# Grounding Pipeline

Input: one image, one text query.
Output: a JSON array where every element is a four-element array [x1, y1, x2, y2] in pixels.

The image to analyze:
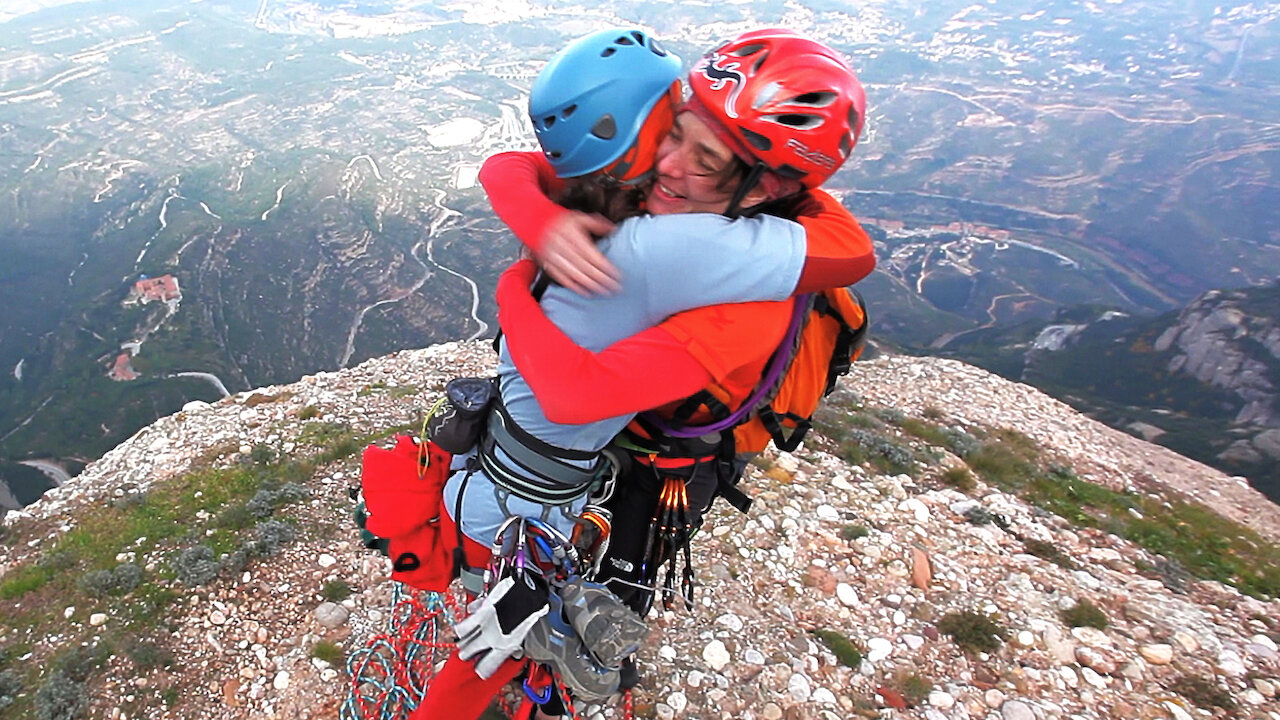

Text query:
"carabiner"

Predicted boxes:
[[523, 676, 555, 705]]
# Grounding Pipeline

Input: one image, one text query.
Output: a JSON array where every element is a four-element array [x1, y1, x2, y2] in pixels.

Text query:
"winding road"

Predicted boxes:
[[171, 371, 231, 399], [19, 459, 70, 486]]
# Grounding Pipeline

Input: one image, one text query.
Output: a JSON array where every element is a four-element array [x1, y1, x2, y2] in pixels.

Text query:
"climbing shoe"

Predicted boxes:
[[559, 576, 646, 668], [523, 593, 620, 701]]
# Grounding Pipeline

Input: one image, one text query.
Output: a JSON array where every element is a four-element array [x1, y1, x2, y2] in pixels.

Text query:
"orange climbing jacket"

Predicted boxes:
[[629, 286, 869, 509]]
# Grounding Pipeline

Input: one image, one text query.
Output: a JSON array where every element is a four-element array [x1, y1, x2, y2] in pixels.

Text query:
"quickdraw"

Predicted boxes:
[[640, 471, 695, 612]]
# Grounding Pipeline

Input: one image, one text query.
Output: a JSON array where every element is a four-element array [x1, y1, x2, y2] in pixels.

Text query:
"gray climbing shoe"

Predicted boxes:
[[523, 592, 620, 701], [559, 576, 646, 668]]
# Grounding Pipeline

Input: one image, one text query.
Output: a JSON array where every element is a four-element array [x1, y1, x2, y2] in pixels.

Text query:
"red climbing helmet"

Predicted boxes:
[[687, 28, 866, 189]]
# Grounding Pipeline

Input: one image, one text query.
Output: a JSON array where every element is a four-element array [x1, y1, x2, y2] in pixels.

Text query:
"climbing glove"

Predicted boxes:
[[455, 571, 551, 679]]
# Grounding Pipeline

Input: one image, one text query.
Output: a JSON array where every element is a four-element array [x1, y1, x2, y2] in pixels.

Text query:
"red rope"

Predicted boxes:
[[345, 586, 635, 720]]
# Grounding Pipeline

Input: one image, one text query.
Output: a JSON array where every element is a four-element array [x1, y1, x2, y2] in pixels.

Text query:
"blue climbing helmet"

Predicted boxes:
[[530, 28, 682, 183]]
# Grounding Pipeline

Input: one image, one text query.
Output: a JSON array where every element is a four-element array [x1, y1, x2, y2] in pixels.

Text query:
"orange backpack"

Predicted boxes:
[[734, 287, 869, 453], [641, 287, 869, 455]]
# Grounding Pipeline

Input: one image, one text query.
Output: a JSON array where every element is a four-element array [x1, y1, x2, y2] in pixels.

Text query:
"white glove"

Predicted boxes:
[[454, 573, 550, 679]]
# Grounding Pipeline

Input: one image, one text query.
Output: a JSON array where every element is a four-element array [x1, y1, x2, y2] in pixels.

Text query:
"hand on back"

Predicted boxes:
[[537, 211, 620, 295]]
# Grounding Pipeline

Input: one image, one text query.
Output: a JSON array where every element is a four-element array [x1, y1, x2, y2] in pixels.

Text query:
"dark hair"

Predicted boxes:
[[714, 156, 752, 193], [555, 178, 648, 224]]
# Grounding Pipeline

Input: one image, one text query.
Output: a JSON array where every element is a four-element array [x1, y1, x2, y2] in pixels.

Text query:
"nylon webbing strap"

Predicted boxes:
[[459, 566, 485, 596], [759, 408, 812, 453], [480, 401, 603, 505], [670, 391, 731, 424]]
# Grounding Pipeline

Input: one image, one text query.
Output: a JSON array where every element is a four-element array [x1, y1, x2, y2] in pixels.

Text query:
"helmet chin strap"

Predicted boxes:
[[723, 163, 768, 219]]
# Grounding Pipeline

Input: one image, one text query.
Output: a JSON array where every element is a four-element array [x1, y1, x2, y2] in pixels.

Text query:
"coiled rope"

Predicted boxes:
[[341, 583, 634, 720]]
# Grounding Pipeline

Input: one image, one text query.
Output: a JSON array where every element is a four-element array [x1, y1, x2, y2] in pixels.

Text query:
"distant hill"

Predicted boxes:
[[941, 281, 1280, 502]]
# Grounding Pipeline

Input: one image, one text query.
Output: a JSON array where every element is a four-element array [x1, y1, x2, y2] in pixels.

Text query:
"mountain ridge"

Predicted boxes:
[[1, 344, 1278, 719]]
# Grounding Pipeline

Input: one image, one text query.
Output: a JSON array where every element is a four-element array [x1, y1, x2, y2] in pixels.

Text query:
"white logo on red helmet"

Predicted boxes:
[[786, 138, 836, 169], [696, 52, 745, 120]]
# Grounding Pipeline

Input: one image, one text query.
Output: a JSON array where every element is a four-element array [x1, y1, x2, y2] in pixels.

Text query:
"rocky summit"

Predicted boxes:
[[1, 344, 1278, 720]]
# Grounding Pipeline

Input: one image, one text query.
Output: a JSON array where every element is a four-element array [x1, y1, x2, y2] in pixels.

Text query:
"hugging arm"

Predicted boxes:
[[791, 189, 876, 292], [480, 152, 619, 294], [497, 260, 713, 425], [482, 151, 876, 295]]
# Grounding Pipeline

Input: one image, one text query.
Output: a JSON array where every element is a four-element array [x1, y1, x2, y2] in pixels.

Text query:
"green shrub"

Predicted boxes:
[[810, 629, 862, 668], [249, 443, 276, 465], [1170, 675, 1236, 711], [937, 610, 1007, 653], [0, 669, 21, 710], [1060, 599, 1108, 629], [38, 551, 78, 573], [1021, 538, 1077, 570], [893, 671, 933, 707], [79, 563, 143, 596], [322, 580, 353, 602], [840, 524, 870, 542], [312, 640, 344, 665], [843, 429, 915, 475], [938, 427, 981, 458], [125, 640, 173, 672], [214, 503, 254, 531], [173, 546, 220, 587], [960, 504, 1011, 530], [34, 670, 86, 720], [251, 519, 296, 556], [874, 408, 906, 424], [940, 466, 976, 492], [297, 405, 320, 420]]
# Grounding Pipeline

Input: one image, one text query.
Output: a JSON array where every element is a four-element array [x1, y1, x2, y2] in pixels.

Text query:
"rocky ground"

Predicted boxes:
[[2, 343, 1278, 720]]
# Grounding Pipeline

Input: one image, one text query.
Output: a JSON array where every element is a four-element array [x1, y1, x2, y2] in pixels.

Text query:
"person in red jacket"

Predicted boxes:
[[489, 29, 875, 645]]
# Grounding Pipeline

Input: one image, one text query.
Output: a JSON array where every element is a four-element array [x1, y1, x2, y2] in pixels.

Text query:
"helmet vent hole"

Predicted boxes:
[[771, 113, 822, 129], [591, 115, 617, 140], [728, 42, 766, 57], [631, 31, 646, 45], [739, 127, 772, 152], [650, 38, 668, 56], [751, 52, 769, 74], [615, 35, 635, 45], [548, 151, 562, 159], [543, 115, 556, 129], [791, 91, 837, 108], [561, 105, 576, 119], [601, 47, 616, 57]]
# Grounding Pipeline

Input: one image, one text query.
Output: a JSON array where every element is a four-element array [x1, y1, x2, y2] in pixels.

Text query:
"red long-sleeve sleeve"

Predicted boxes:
[[478, 151, 568, 255], [792, 189, 877, 293], [481, 151, 875, 292], [496, 260, 713, 424]]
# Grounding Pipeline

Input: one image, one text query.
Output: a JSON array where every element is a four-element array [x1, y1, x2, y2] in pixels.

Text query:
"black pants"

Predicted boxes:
[[594, 458, 726, 615]]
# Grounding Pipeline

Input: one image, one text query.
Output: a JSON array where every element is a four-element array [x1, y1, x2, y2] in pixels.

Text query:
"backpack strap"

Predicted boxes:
[[670, 390, 731, 424], [758, 409, 813, 453], [492, 271, 555, 354], [818, 288, 869, 395]]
